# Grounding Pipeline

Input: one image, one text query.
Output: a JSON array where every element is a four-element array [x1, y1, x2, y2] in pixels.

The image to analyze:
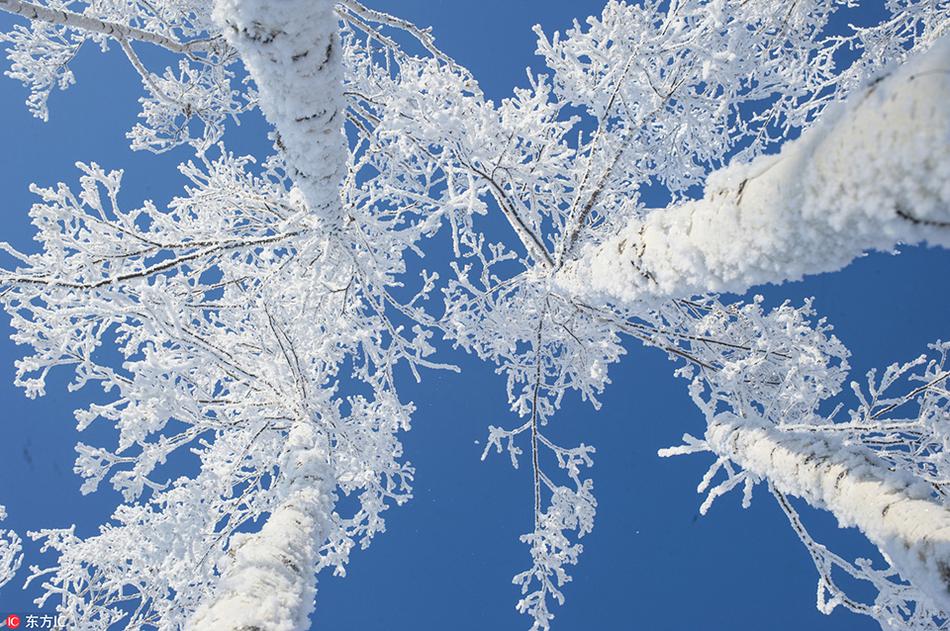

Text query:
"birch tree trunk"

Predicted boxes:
[[186, 2, 348, 628], [708, 414, 950, 611], [187, 424, 335, 631], [559, 37, 950, 305], [212, 0, 347, 224]]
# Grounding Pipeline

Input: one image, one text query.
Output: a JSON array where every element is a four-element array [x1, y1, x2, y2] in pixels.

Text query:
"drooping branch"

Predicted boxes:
[[559, 36, 950, 305]]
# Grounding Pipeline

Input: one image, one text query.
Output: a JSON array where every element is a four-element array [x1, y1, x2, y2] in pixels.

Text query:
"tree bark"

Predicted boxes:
[[708, 414, 950, 611], [558, 37, 950, 305], [187, 424, 335, 631], [212, 0, 347, 226]]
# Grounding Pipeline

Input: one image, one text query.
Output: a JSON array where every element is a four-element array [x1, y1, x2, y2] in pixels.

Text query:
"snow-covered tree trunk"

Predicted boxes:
[[708, 413, 950, 611], [212, 0, 347, 224], [188, 424, 335, 631], [187, 3, 347, 628], [559, 37, 950, 305]]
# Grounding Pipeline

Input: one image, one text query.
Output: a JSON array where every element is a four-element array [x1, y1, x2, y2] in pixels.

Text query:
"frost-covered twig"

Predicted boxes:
[[480, 313, 598, 631], [0, 505, 22, 591], [0, 0, 220, 54]]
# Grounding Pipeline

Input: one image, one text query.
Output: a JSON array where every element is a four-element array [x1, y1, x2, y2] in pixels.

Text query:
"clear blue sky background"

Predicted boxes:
[[0, 2, 947, 630]]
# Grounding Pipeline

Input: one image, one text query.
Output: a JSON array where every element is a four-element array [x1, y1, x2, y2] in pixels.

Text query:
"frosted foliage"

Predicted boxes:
[[0, 1, 948, 630], [8, 153, 426, 628], [0, 0, 242, 151], [1, 11, 79, 122], [0, 505, 23, 591]]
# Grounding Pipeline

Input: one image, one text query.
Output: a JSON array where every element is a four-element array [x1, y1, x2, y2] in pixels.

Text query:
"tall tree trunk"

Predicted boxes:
[[188, 424, 335, 631], [708, 414, 950, 611], [189, 4, 348, 625], [559, 37, 950, 305]]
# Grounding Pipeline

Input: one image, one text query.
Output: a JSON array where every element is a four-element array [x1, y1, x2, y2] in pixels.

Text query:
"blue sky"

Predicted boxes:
[[0, 2, 947, 630]]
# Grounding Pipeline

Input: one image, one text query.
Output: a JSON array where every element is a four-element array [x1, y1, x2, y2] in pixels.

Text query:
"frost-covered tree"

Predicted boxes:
[[0, 1, 948, 630]]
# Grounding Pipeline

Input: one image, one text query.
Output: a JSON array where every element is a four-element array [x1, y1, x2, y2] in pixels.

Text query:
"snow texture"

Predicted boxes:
[[560, 36, 950, 304], [188, 425, 334, 631], [708, 414, 950, 613], [212, 0, 346, 223]]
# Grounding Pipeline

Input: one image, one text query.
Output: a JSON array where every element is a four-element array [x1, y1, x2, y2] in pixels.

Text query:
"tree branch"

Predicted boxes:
[[0, 0, 220, 54]]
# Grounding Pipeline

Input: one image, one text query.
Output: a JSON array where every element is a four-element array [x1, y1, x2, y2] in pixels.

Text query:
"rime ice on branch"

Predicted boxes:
[[0, 505, 22, 590], [559, 37, 950, 304]]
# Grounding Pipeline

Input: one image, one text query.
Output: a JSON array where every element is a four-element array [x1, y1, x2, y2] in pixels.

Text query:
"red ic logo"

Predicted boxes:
[[4, 614, 20, 629]]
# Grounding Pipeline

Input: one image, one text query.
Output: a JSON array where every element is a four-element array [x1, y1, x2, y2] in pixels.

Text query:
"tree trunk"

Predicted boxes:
[[559, 36, 950, 305], [212, 0, 347, 224], [187, 424, 335, 631], [188, 4, 347, 628], [708, 413, 950, 611]]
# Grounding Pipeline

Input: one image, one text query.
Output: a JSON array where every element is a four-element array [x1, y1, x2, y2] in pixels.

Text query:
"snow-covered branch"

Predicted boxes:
[[0, 505, 22, 590], [560, 36, 950, 304], [0, 0, 220, 54]]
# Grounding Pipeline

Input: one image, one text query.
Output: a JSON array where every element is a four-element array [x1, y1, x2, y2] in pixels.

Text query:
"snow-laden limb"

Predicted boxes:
[[771, 487, 948, 629], [559, 36, 950, 304], [658, 305, 950, 626], [0, 0, 219, 54], [707, 413, 950, 612], [213, 0, 346, 223], [0, 505, 23, 590], [188, 424, 335, 631]]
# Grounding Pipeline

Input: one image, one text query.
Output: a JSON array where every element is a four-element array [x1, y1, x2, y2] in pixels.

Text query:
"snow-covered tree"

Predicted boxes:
[[0, 1, 947, 630]]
